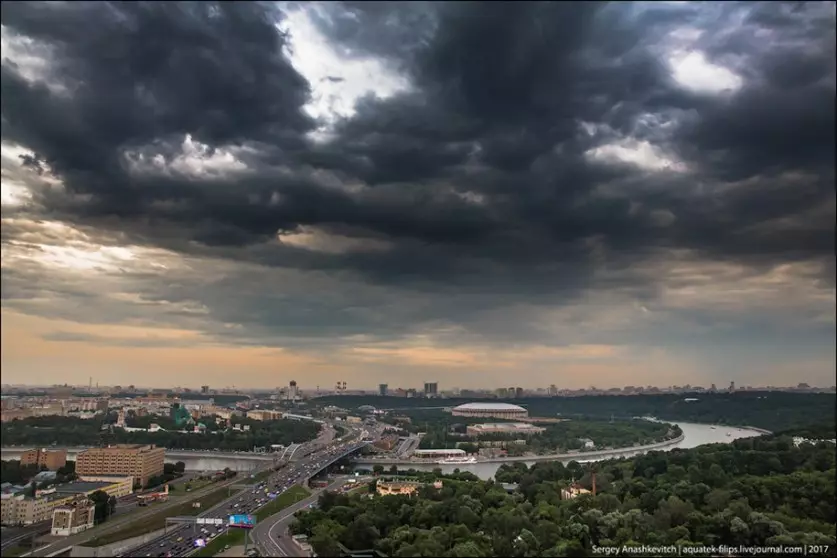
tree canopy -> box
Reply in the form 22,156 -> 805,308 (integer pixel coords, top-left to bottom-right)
1,414 -> 320,451
314,392 -> 836,433
291,435 -> 836,557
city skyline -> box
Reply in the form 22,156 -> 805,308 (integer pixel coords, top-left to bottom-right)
2,379 -> 834,394
2,2 -> 835,390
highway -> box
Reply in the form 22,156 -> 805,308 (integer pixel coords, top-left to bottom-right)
250,477 -> 346,557
22,475 -> 249,557
126,431 -> 369,558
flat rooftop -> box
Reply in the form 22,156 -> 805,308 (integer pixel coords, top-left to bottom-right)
53,481 -> 114,494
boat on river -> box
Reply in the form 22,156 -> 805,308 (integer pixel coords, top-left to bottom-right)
437,456 -> 477,464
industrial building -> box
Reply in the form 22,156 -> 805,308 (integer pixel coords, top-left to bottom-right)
450,402 -> 529,420
54,476 -> 134,499
76,444 -> 164,487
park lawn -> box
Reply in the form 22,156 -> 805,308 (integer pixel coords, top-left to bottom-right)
86,485 -> 234,547
175,478 -> 213,496
255,485 -> 310,521
191,528 -> 246,557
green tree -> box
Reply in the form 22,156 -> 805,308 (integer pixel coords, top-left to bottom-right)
88,490 -> 113,524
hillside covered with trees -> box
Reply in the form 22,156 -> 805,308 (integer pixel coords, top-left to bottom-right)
291,435 -> 836,556
315,392 -> 836,433
0,414 -> 321,451
406,413 -> 680,456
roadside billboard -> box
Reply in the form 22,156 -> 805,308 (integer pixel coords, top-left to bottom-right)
228,514 -> 256,529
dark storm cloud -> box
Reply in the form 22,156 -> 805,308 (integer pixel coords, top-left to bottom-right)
1,0 -> 834,349
40,331 -> 207,348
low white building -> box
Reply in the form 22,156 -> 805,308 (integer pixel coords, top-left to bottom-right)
466,423 -> 545,436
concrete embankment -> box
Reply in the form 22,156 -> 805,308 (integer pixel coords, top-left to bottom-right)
353,433 -> 687,466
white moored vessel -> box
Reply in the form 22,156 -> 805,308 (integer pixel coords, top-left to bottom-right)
437,456 -> 477,464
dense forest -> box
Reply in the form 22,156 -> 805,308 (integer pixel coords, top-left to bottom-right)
291,435 -> 836,556
0,414 -> 321,451
408,412 -> 680,455
315,392 -> 836,433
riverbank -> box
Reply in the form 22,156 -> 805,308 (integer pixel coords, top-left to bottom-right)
353,432 -> 686,466
351,422 -> 767,480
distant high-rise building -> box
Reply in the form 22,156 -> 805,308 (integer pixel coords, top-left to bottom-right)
424,382 -> 438,397
201,385 -> 209,394
548,384 -> 558,396
729,381 -> 736,392
379,384 -> 388,397
710,383 -> 717,392
289,380 -> 298,400
515,387 -> 524,398
341,381 -> 347,392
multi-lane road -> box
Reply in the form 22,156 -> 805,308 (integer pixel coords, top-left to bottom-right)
127,435 -> 370,557
250,476 -> 346,557
21,474 -> 249,558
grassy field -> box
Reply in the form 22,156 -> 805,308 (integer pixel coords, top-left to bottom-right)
191,528 -> 246,557
87,485 -> 234,547
255,485 -> 310,521
175,478 -> 213,495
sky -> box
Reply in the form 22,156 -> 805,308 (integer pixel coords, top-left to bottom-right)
1,1 -> 834,391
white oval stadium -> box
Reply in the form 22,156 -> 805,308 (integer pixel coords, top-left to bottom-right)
450,402 -> 529,420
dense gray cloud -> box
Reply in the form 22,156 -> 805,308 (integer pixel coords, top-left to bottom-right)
1,1 -> 834,378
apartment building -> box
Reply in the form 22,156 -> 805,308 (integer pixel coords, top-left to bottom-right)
51,497 -> 95,536
1,493 -> 74,526
20,448 -> 68,471
245,409 -> 283,421
76,445 -> 164,487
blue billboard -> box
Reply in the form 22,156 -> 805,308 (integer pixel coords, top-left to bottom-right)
228,514 -> 256,529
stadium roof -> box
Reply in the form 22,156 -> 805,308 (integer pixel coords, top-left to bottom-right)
452,402 -> 526,412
